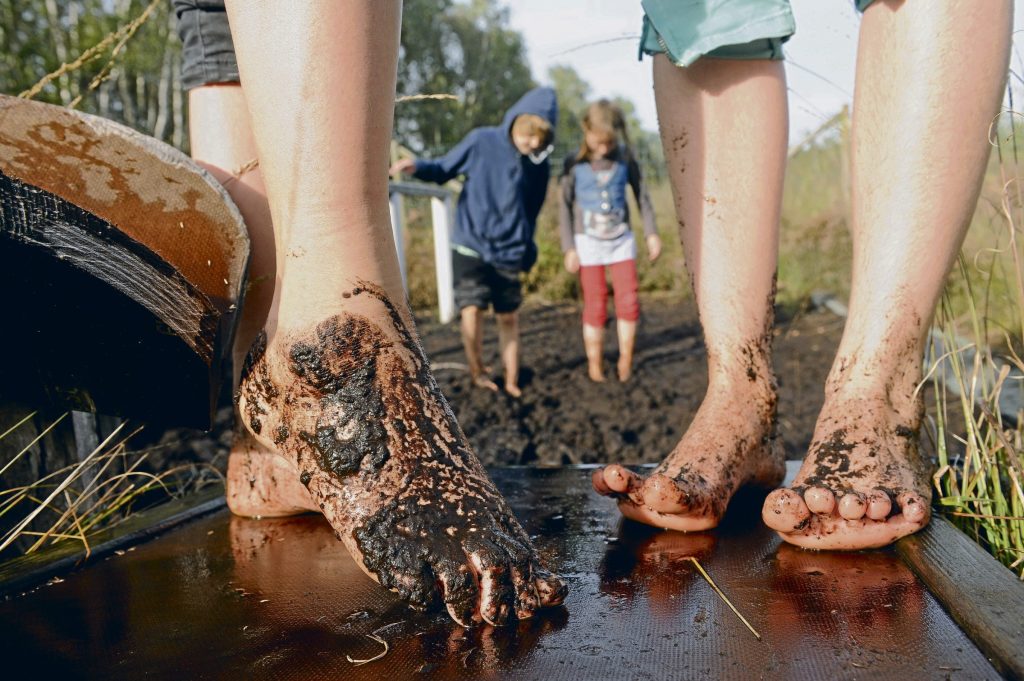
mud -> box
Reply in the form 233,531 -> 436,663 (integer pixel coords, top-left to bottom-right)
418,299 -> 844,467
236,283 -> 565,622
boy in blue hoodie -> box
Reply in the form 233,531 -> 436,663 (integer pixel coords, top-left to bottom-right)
391,87 -> 558,397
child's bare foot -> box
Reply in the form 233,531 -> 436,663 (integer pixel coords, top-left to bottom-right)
505,382 -> 523,398
588,362 -> 606,383
237,282 -> 566,626
226,433 -> 317,517
762,389 -> 932,550
472,374 -> 499,392
592,380 -> 784,531
616,356 -> 632,382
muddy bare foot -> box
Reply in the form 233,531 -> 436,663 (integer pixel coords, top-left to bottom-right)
616,356 -> 632,383
472,374 -> 500,392
226,432 -> 318,518
762,393 -> 931,550
237,282 -> 566,626
592,384 -> 784,531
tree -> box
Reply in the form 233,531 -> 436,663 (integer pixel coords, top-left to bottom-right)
0,0 -> 186,149
548,64 -> 590,164
395,0 -> 535,157
546,64 -> 664,182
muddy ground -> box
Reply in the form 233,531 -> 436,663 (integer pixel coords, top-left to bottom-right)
418,296 -> 847,466
145,296 -> 848,471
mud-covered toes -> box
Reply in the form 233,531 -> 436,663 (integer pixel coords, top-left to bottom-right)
468,548 -> 513,626
898,491 -> 929,523
642,473 -> 690,514
865,489 -> 892,520
533,568 -> 568,607
438,563 -> 478,627
804,486 -> 835,514
762,488 -> 811,532
602,464 -> 641,495
838,492 -> 867,520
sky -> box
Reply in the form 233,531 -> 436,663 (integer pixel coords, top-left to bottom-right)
504,0 -> 1024,143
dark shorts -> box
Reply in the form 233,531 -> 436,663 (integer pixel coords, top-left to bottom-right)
452,250 -> 522,314
172,0 -> 239,90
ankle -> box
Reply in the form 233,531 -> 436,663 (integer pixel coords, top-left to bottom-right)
824,354 -> 923,424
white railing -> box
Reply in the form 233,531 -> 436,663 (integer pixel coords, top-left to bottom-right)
388,181 -> 456,323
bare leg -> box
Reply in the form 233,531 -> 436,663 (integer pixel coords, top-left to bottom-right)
616,319 -> 636,382
461,305 -> 497,391
583,323 -> 606,382
227,0 -> 564,624
763,0 -> 1012,549
592,55 -> 787,531
496,311 -> 522,397
187,84 -> 315,517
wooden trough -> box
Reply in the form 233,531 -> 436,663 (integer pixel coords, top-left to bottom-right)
0,94 -> 248,428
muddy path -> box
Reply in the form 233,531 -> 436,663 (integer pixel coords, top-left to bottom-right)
417,297 -> 847,467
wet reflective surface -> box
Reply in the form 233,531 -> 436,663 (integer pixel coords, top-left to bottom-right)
2,467 -> 998,680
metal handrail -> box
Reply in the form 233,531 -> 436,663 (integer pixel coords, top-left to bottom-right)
388,181 -> 456,323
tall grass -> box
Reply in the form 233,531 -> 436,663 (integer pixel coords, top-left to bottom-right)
929,106 -> 1024,578
0,415 -> 223,561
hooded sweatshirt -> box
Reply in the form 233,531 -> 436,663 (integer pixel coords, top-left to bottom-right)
412,87 -> 558,272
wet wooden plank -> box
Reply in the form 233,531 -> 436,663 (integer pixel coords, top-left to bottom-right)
0,467 -> 1002,680
896,515 -> 1024,680
0,486 -> 224,598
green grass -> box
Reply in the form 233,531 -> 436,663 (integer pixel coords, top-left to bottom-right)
928,111 -> 1024,577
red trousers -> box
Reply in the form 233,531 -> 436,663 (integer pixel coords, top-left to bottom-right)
579,259 -> 639,327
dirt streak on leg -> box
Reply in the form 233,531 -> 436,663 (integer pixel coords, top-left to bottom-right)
593,55 -> 789,531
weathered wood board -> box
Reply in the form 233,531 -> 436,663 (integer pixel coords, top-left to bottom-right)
0,95 -> 249,427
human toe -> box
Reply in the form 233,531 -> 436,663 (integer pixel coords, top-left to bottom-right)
438,562 -> 478,627
838,492 -> 867,520
533,567 -> 568,607
468,548 -> 514,626
865,489 -> 892,520
642,473 -> 690,514
602,464 -> 641,495
897,491 -> 929,524
762,488 -> 811,532
804,486 -> 835,514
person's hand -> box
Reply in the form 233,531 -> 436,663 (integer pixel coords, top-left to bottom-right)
564,249 -> 580,274
646,233 -> 662,262
389,158 -> 416,176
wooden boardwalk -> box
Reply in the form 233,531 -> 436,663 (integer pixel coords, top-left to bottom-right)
1,465 -> 1018,680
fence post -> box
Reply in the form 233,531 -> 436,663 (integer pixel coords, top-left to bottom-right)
430,195 -> 455,323
388,191 -> 407,290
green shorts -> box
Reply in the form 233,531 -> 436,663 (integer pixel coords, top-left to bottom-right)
640,0 -> 879,67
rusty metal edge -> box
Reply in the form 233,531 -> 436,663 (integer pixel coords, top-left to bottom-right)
895,515 -> 1024,680
0,486 -> 226,600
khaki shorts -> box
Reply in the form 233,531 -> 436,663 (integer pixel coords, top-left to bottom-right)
640,0 -> 879,67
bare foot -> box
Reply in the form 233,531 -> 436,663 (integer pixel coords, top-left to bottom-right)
237,282 -> 566,626
226,432 -> 317,518
472,374 -> 499,392
505,382 -> 523,398
762,393 -> 931,550
592,382 -> 784,531
616,356 -> 632,382
588,362 -> 606,383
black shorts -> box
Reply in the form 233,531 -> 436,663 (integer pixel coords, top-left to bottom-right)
452,250 -> 522,314
172,0 -> 239,90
